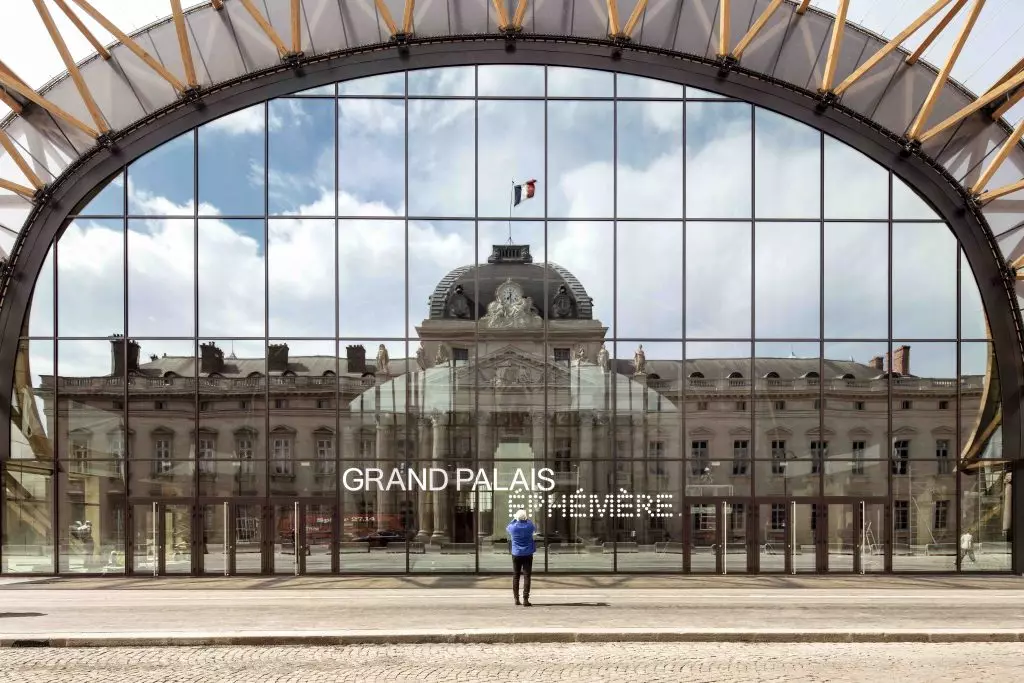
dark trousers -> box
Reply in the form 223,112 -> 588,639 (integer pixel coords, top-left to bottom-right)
960,548 -> 976,563
512,554 -> 533,598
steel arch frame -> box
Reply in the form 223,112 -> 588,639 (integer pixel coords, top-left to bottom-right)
0,35 -> 1020,574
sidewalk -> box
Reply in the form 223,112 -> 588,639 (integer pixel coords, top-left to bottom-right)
1,575 -> 1022,646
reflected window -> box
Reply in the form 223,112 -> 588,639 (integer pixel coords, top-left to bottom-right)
771,440 -> 787,474
852,441 -> 866,475
892,440 -> 910,475
732,440 -> 749,475
936,440 -> 951,474
770,503 -> 786,530
934,500 -> 950,530
894,501 -> 909,531
690,440 -> 709,476
810,441 -> 827,474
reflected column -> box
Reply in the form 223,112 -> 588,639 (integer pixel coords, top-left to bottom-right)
430,411 -> 450,544
577,411 -> 594,541
416,416 -> 433,543
477,412 -> 494,542
375,416 -> 394,533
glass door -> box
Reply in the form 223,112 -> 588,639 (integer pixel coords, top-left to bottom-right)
825,502 -> 855,572
231,503 -> 266,575
272,500 -> 338,574
131,502 -> 192,575
686,501 -> 722,573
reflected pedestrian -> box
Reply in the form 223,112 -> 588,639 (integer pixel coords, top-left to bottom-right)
959,530 -> 976,564
507,509 -> 535,607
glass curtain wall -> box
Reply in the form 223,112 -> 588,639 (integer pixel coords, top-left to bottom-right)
2,66 -> 1008,575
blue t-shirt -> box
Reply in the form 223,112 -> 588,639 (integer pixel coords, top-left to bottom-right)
506,520 -> 536,557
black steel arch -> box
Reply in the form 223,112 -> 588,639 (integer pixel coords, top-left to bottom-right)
0,36 -> 1020,573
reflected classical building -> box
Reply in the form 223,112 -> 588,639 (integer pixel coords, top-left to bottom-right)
8,243 -> 1006,575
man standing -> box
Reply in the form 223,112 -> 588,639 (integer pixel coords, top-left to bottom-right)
507,509 -> 536,607
960,530 -> 976,564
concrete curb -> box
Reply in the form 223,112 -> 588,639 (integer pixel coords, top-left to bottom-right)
3,629 -> 1023,647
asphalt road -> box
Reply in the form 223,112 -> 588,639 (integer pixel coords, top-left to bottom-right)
3,642 -> 1022,682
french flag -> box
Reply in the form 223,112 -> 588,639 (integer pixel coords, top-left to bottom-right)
512,179 -> 537,206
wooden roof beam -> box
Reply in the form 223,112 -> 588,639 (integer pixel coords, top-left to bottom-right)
511,0 -> 529,31
376,0 -> 399,35
403,0 -> 416,35
987,57 -> 1024,94
0,59 -> 31,91
33,0 -> 110,133
907,0 -> 986,141
607,0 -> 621,36
292,0 -> 303,52
732,0 -> 784,59
0,89 -> 23,115
0,128 -> 44,189
919,67 -> 1024,142
819,0 -> 849,91
67,0 -> 185,93
978,178 -> 1024,203
834,0 -> 959,96
0,70 -> 99,138
211,0 -> 223,9
0,177 -> 37,200
906,0 -> 966,65
170,0 -> 198,88
238,0 -> 292,57
50,0 -> 110,60
718,0 -> 730,57
971,117 -> 1024,195
990,86 -> 1024,122
795,0 -> 812,15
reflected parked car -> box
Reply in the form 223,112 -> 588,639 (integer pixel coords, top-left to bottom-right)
352,530 -> 414,548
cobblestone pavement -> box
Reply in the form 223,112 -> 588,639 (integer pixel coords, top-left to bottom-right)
2,643 -> 1023,682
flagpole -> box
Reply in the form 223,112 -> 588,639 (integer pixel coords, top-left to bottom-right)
508,178 -> 514,244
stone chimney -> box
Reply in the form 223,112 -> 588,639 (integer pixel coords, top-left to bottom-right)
868,356 -> 884,371
892,345 -> 910,376
268,343 -> 289,373
110,335 -> 140,376
346,344 -> 366,373
200,342 -> 225,374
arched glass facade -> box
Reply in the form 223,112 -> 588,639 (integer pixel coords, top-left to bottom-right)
3,66 -> 1010,575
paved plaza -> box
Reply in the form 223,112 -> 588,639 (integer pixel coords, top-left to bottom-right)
2,642 -> 1024,682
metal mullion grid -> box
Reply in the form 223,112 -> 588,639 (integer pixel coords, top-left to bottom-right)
50,193 -> 62,575
121,169 -> 130,575
263,99 -> 271,567
72,214 -> 949,224
611,71 -> 618,572
955,220 -> 963,573
542,65 -> 549,573
748,105 -> 758,572
334,82 -> 342,574
194,127 -> 202,574
409,68 -> 416,574
885,172 -> 893,573
680,81 -> 687,575
472,65 -> 479,574
817,130 -> 825,507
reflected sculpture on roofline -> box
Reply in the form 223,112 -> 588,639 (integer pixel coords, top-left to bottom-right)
482,279 -> 542,329
633,344 -> 646,375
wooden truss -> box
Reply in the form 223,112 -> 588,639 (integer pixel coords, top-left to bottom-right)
0,0 -> 1022,206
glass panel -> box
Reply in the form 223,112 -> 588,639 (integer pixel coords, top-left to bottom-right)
339,99 -> 404,214
689,503 -> 718,573
268,340 -> 337,497
339,219 -> 404,338
893,223 -> 956,339
338,73 -> 404,96
132,503 -> 156,573
408,66 -> 474,96
267,98 -> 335,215
686,342 -> 752,498
961,249 -> 989,339
233,503 -> 263,574
824,223 -> 888,339
409,99 -> 474,217
791,503 -> 816,573
57,219 -> 124,337
548,67 -> 613,97
824,136 -> 886,219
861,502 -> 887,573
617,101 -> 682,218
826,503 -> 854,572
163,503 -> 192,574
198,339 -> 265,497
478,100 -> 544,219
960,466 -> 1011,571
273,503 -> 299,573
892,175 -> 940,220
294,84 -> 335,96
199,218 -> 265,337
686,102 -> 751,219
269,218 -> 335,337
548,221 -> 611,335
127,340 -> 196,498
77,172 -> 124,216
548,101 -> 613,218
616,74 -> 683,99
128,133 -> 195,216
754,222 -> 819,339
755,109 -> 820,219
408,220 -> 474,341
753,342 -> 821,498
686,222 -> 751,338
4,341 -> 55,573
305,503 -> 336,574
198,104 -> 266,216
757,502 -> 787,572
616,222 -> 681,338
478,65 -> 544,97
128,218 -> 195,337
28,246 -> 54,338
201,504 -> 226,574
822,341 -> 889,498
